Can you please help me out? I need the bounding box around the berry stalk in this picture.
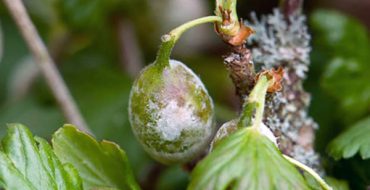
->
[156,16,222,68]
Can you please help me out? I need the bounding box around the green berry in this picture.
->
[129,59,215,164]
[210,119,277,151]
[210,119,238,150]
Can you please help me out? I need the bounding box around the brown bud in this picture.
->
[256,67,284,93]
[227,23,255,46]
[215,21,255,46]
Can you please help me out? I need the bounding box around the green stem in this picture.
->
[215,0,240,36]
[238,76,270,129]
[216,0,238,18]
[156,16,222,68]
[283,155,333,190]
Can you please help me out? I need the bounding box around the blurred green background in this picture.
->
[0,0,369,189]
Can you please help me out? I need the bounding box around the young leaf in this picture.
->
[0,123,83,190]
[188,128,310,190]
[328,117,370,160]
[52,125,140,190]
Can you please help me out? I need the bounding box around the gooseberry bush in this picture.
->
[1,0,370,189]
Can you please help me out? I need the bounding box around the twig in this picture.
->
[3,0,92,134]
[280,0,303,18]
[223,45,255,101]
[215,0,256,104]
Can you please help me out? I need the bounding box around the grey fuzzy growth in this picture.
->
[247,9,311,79]
[246,9,322,174]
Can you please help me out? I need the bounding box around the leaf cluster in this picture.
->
[0,124,139,190]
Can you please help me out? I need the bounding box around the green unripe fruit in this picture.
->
[210,119,238,150]
[210,119,277,151]
[128,15,221,164]
[129,59,215,164]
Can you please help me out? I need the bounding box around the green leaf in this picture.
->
[188,128,309,190]
[322,56,370,123]
[0,123,83,190]
[52,125,140,190]
[311,10,370,123]
[328,117,370,160]
[310,10,370,58]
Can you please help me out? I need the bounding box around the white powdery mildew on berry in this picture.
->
[155,100,202,141]
[129,59,215,164]
[169,60,206,92]
[146,60,214,142]
[142,60,214,163]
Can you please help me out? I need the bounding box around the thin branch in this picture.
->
[223,45,255,101]
[3,0,92,134]
[280,0,303,18]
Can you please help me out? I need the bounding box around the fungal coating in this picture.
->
[129,60,215,164]
[246,9,322,173]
